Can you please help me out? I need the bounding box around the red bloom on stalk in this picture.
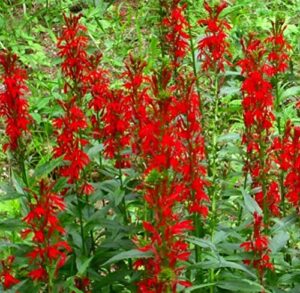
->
[174,74,209,217]
[53,100,89,183]
[265,20,292,77]
[198,1,231,71]
[88,52,111,140]
[57,13,90,95]
[162,0,190,66]
[134,68,193,292]
[22,180,71,281]
[101,89,131,168]
[55,14,91,187]
[0,50,31,152]
[238,35,280,217]
[122,55,151,164]
[274,121,300,209]
[0,256,20,289]
[241,212,273,280]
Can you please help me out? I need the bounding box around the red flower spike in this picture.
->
[162,0,190,67]
[238,34,280,217]
[265,20,292,77]
[0,50,31,152]
[198,1,231,72]
[240,212,273,281]
[134,68,202,292]
[23,180,70,283]
[274,122,300,210]
[55,14,91,185]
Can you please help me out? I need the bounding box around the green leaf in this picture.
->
[217,133,240,143]
[220,260,256,278]
[183,283,216,292]
[0,218,23,231]
[102,249,152,266]
[76,256,94,276]
[11,171,25,195]
[0,183,24,201]
[269,231,289,254]
[282,86,300,99]
[114,188,125,206]
[217,279,265,292]
[33,157,62,179]
[186,236,217,252]
[242,189,262,215]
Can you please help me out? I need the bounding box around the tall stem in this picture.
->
[274,75,285,215]
[209,75,220,293]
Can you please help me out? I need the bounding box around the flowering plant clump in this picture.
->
[0,1,299,292]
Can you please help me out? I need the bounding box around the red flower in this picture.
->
[22,180,70,282]
[162,0,190,66]
[0,256,19,289]
[238,34,280,217]
[0,50,31,152]
[174,74,209,217]
[265,20,292,77]
[198,1,231,72]
[1,272,20,289]
[241,212,273,281]
[55,14,91,185]
[276,121,300,210]
[28,267,47,281]
[134,68,194,292]
[57,13,90,96]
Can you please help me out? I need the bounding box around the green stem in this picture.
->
[209,76,220,293]
[274,75,285,216]
[20,154,29,187]
[75,184,86,255]
[258,138,269,226]
[210,76,220,233]
[186,2,201,103]
[237,172,248,226]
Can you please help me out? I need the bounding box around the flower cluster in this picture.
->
[134,68,193,292]
[265,20,292,77]
[122,55,151,166]
[240,212,273,282]
[238,35,280,217]
[198,1,231,72]
[22,180,71,282]
[0,50,31,152]
[175,74,209,217]
[0,256,19,290]
[274,121,300,210]
[54,14,91,188]
[88,52,111,140]
[162,0,189,67]
[101,89,131,168]
[57,13,90,96]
